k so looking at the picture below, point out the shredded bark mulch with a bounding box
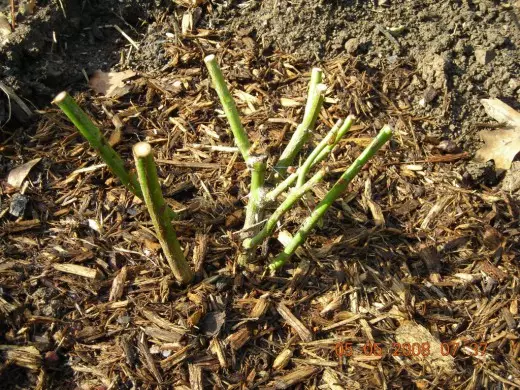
[1,8,520,390]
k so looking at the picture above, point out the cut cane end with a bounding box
[52,91,68,105]
[133,142,153,158]
[204,54,216,64]
[381,124,393,136]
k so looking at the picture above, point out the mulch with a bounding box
[1,7,520,390]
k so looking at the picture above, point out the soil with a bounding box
[1,0,520,389]
[0,0,159,109]
[212,0,520,136]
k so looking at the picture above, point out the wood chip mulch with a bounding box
[1,11,520,390]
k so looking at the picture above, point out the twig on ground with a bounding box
[10,0,15,29]
[113,25,139,50]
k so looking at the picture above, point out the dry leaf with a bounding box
[7,158,41,188]
[475,98,520,170]
[481,98,520,128]
[89,70,136,98]
[474,129,520,170]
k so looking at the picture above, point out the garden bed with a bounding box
[1,0,520,389]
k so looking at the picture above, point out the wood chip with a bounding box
[395,320,455,374]
[52,263,103,280]
[272,349,293,370]
[188,364,203,390]
[109,266,127,301]
[0,345,42,370]
[138,332,163,383]
[277,303,313,342]
[250,294,270,318]
[226,327,251,350]
[271,366,320,389]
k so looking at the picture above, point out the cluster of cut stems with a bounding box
[53,54,392,285]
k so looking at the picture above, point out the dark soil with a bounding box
[1,0,520,389]
[0,0,159,111]
[211,0,520,135]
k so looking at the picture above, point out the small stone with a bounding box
[437,140,460,154]
[44,351,60,368]
[422,86,438,105]
[9,193,28,217]
[509,78,520,91]
[475,48,495,65]
[344,38,359,55]
[463,161,496,186]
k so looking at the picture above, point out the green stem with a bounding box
[244,168,326,251]
[238,157,267,265]
[303,68,323,118]
[53,91,178,221]
[275,78,326,175]
[204,54,251,162]
[133,142,194,284]
[296,119,342,188]
[269,125,392,271]
[316,115,356,162]
[266,116,355,202]
[53,91,142,198]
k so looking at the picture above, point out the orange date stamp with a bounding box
[334,341,488,359]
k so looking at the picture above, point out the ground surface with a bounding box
[1,0,520,389]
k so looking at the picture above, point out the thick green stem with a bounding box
[296,119,342,188]
[275,79,326,175]
[244,168,326,251]
[133,142,194,284]
[266,116,355,202]
[238,157,267,265]
[53,91,142,198]
[53,91,178,221]
[303,68,323,118]
[243,158,267,231]
[204,54,251,162]
[269,125,392,271]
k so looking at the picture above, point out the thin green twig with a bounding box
[269,125,393,271]
[53,91,178,221]
[296,119,342,188]
[243,168,327,251]
[266,115,355,202]
[275,71,326,175]
[204,54,251,162]
[53,91,142,199]
[238,157,267,265]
